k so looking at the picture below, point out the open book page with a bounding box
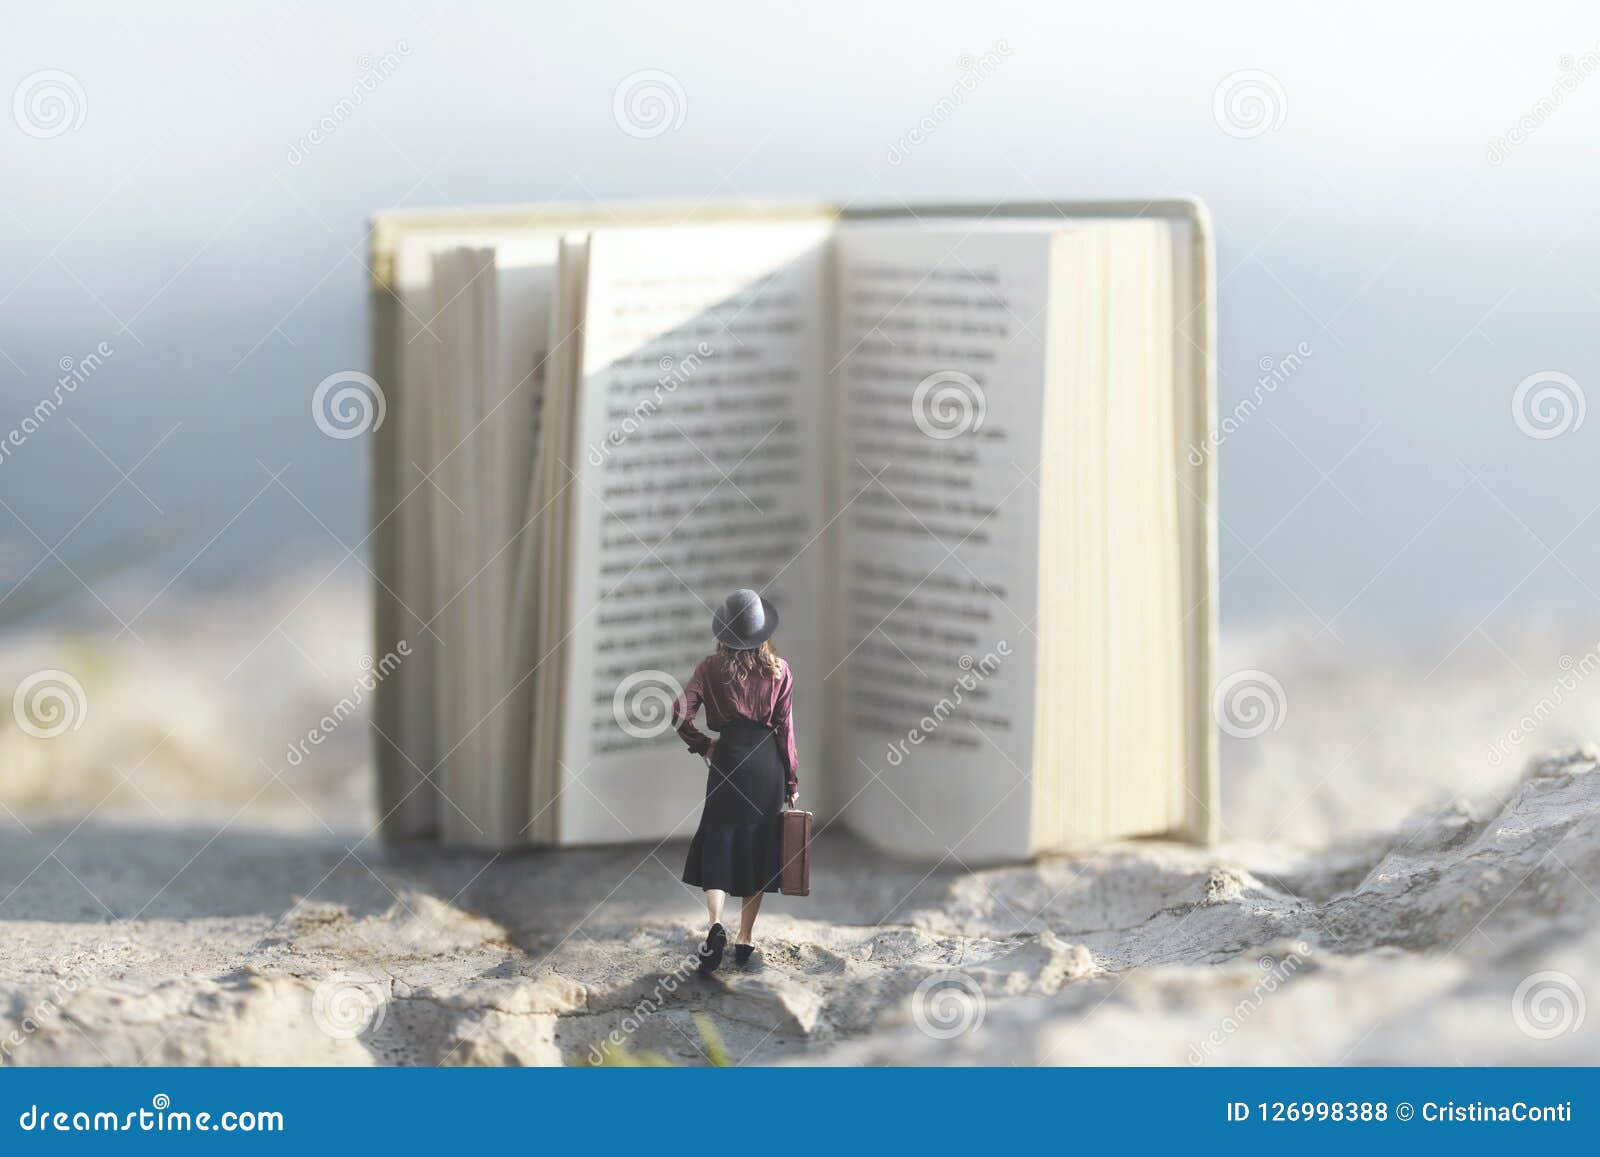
[377,231,592,844]
[525,234,599,845]
[429,247,491,844]
[556,221,833,842]
[831,222,1057,861]
[372,235,448,838]
[474,241,559,844]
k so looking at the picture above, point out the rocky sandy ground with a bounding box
[2,748,1596,1066]
[1,576,1597,1065]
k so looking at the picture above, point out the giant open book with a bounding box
[368,200,1217,862]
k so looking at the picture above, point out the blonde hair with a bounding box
[717,639,781,680]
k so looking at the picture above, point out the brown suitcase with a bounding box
[779,808,812,896]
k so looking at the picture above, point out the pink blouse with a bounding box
[673,653,799,794]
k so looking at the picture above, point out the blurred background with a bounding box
[3,0,1599,845]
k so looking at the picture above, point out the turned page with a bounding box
[556,221,832,843]
[477,239,561,845]
[831,222,1058,861]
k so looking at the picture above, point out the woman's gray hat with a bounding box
[712,588,779,650]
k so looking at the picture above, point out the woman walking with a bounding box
[674,588,799,974]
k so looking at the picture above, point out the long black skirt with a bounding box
[682,718,785,897]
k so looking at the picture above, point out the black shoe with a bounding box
[699,923,727,975]
[734,943,757,968]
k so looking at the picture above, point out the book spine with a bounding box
[1181,203,1220,847]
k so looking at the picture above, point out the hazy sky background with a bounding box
[3,0,1599,646]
